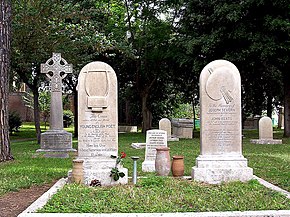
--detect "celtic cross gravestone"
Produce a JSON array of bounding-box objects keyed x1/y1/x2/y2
[{"x1": 37, "y1": 53, "x2": 75, "y2": 155}]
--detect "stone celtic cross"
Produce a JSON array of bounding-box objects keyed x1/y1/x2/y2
[
  {"x1": 41, "y1": 53, "x2": 72, "y2": 130},
  {"x1": 41, "y1": 53, "x2": 72, "y2": 92}
]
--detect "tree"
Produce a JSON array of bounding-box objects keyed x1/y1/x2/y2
[
  {"x1": 0, "y1": 0, "x2": 13, "y2": 161},
  {"x1": 175, "y1": 0, "x2": 289, "y2": 126},
  {"x1": 12, "y1": 0, "x2": 65, "y2": 143},
  {"x1": 116, "y1": 0, "x2": 178, "y2": 131}
]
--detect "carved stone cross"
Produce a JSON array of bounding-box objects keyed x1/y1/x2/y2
[
  {"x1": 41, "y1": 53, "x2": 72, "y2": 130},
  {"x1": 41, "y1": 53, "x2": 72, "y2": 92}
]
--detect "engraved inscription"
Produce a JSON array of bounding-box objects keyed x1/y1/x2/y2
[{"x1": 145, "y1": 131, "x2": 167, "y2": 161}]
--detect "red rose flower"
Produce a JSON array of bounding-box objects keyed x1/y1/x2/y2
[{"x1": 120, "y1": 152, "x2": 126, "y2": 158}]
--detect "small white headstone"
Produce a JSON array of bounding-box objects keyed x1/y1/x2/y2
[
  {"x1": 142, "y1": 130, "x2": 167, "y2": 172},
  {"x1": 159, "y1": 118, "x2": 171, "y2": 138},
  {"x1": 192, "y1": 60, "x2": 253, "y2": 184},
  {"x1": 76, "y1": 61, "x2": 128, "y2": 186},
  {"x1": 250, "y1": 117, "x2": 282, "y2": 144}
]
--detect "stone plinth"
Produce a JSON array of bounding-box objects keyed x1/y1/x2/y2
[
  {"x1": 192, "y1": 155, "x2": 253, "y2": 184},
  {"x1": 76, "y1": 61, "x2": 128, "y2": 186},
  {"x1": 38, "y1": 130, "x2": 74, "y2": 152},
  {"x1": 82, "y1": 159, "x2": 128, "y2": 186},
  {"x1": 172, "y1": 118, "x2": 193, "y2": 139},
  {"x1": 142, "y1": 130, "x2": 167, "y2": 172},
  {"x1": 192, "y1": 60, "x2": 253, "y2": 184},
  {"x1": 250, "y1": 116, "x2": 282, "y2": 144}
]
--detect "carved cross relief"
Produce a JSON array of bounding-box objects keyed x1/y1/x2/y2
[{"x1": 41, "y1": 53, "x2": 72, "y2": 92}]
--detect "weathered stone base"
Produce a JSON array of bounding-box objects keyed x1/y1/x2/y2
[
  {"x1": 38, "y1": 130, "x2": 76, "y2": 153},
  {"x1": 250, "y1": 139, "x2": 282, "y2": 144},
  {"x1": 81, "y1": 158, "x2": 128, "y2": 186},
  {"x1": 192, "y1": 155, "x2": 253, "y2": 184},
  {"x1": 168, "y1": 137, "x2": 179, "y2": 142},
  {"x1": 142, "y1": 160, "x2": 155, "y2": 172},
  {"x1": 131, "y1": 143, "x2": 146, "y2": 149}
]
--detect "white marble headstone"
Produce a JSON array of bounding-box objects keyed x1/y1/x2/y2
[
  {"x1": 159, "y1": 118, "x2": 171, "y2": 139},
  {"x1": 192, "y1": 60, "x2": 253, "y2": 184},
  {"x1": 250, "y1": 116, "x2": 282, "y2": 144},
  {"x1": 76, "y1": 61, "x2": 128, "y2": 186},
  {"x1": 142, "y1": 130, "x2": 167, "y2": 172}
]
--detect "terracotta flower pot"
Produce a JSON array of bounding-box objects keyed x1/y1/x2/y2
[
  {"x1": 171, "y1": 155, "x2": 184, "y2": 177},
  {"x1": 155, "y1": 147, "x2": 171, "y2": 176},
  {"x1": 72, "y1": 159, "x2": 84, "y2": 184}
]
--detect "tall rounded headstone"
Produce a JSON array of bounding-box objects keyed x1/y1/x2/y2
[
  {"x1": 192, "y1": 60, "x2": 253, "y2": 184},
  {"x1": 76, "y1": 61, "x2": 128, "y2": 186}
]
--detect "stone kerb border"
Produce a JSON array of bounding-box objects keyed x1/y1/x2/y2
[
  {"x1": 18, "y1": 210, "x2": 290, "y2": 217},
  {"x1": 18, "y1": 177, "x2": 290, "y2": 217}
]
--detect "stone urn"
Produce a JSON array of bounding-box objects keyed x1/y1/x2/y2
[
  {"x1": 155, "y1": 147, "x2": 171, "y2": 176},
  {"x1": 72, "y1": 159, "x2": 84, "y2": 184},
  {"x1": 171, "y1": 155, "x2": 184, "y2": 177}
]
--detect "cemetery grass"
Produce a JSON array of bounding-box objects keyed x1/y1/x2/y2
[
  {"x1": 40, "y1": 130, "x2": 289, "y2": 213},
  {"x1": 0, "y1": 123, "x2": 76, "y2": 197},
  {"x1": 1, "y1": 126, "x2": 289, "y2": 213}
]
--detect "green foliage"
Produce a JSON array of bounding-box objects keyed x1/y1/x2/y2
[
  {"x1": 8, "y1": 111, "x2": 22, "y2": 134},
  {"x1": 170, "y1": 103, "x2": 193, "y2": 119},
  {"x1": 39, "y1": 90, "x2": 51, "y2": 126},
  {"x1": 138, "y1": 175, "x2": 166, "y2": 188},
  {"x1": 175, "y1": 0, "x2": 289, "y2": 116},
  {"x1": 63, "y1": 110, "x2": 74, "y2": 128}
]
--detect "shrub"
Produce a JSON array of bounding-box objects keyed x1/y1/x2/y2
[
  {"x1": 9, "y1": 111, "x2": 22, "y2": 134},
  {"x1": 63, "y1": 110, "x2": 74, "y2": 128}
]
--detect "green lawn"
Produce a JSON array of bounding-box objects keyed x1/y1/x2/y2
[{"x1": 0, "y1": 124, "x2": 289, "y2": 213}]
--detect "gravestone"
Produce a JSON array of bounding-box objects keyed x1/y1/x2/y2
[
  {"x1": 159, "y1": 118, "x2": 179, "y2": 141},
  {"x1": 131, "y1": 142, "x2": 146, "y2": 149},
  {"x1": 142, "y1": 130, "x2": 167, "y2": 172},
  {"x1": 172, "y1": 118, "x2": 193, "y2": 138},
  {"x1": 250, "y1": 117, "x2": 282, "y2": 144},
  {"x1": 37, "y1": 53, "x2": 75, "y2": 155},
  {"x1": 76, "y1": 61, "x2": 128, "y2": 186},
  {"x1": 192, "y1": 60, "x2": 253, "y2": 184}
]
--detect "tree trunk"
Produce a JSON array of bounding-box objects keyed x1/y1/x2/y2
[
  {"x1": 32, "y1": 89, "x2": 41, "y2": 144},
  {"x1": 284, "y1": 71, "x2": 290, "y2": 137},
  {"x1": 0, "y1": 0, "x2": 13, "y2": 162},
  {"x1": 141, "y1": 93, "x2": 152, "y2": 133},
  {"x1": 266, "y1": 92, "x2": 272, "y2": 118}
]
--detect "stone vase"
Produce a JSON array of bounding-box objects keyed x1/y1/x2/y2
[
  {"x1": 72, "y1": 159, "x2": 84, "y2": 184},
  {"x1": 155, "y1": 147, "x2": 170, "y2": 176},
  {"x1": 172, "y1": 155, "x2": 184, "y2": 177}
]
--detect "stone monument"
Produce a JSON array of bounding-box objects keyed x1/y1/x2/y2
[
  {"x1": 76, "y1": 61, "x2": 128, "y2": 186},
  {"x1": 37, "y1": 53, "x2": 75, "y2": 155},
  {"x1": 159, "y1": 118, "x2": 179, "y2": 141},
  {"x1": 250, "y1": 116, "x2": 282, "y2": 144},
  {"x1": 192, "y1": 59, "x2": 253, "y2": 184},
  {"x1": 142, "y1": 129, "x2": 167, "y2": 172},
  {"x1": 172, "y1": 118, "x2": 193, "y2": 138}
]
